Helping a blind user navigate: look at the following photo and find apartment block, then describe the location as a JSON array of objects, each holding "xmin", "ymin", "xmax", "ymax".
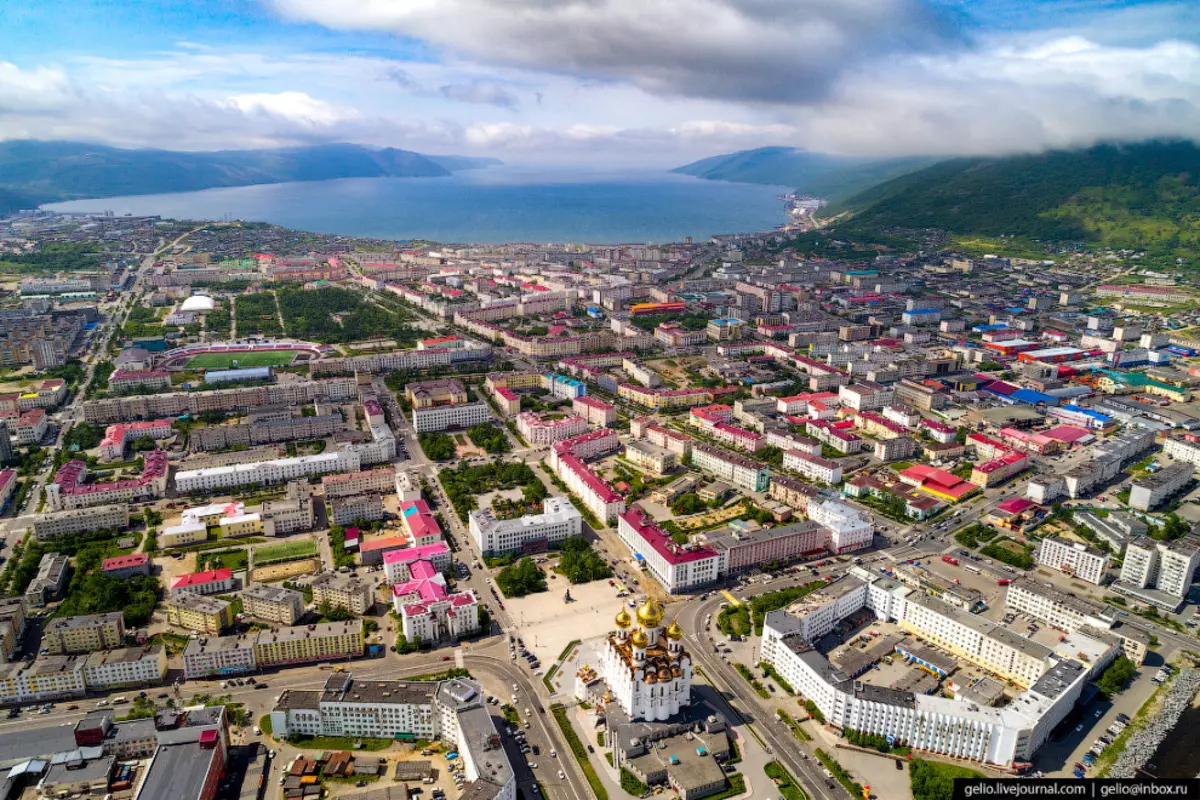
[
  {"xmin": 321, "ymin": 466, "xmax": 397, "ymax": 499},
  {"xmin": 166, "ymin": 593, "xmax": 233, "ymax": 634},
  {"xmin": 310, "ymin": 572, "xmax": 374, "ymax": 615},
  {"xmin": 1128, "ymin": 463, "xmax": 1193, "ymax": 511},
  {"xmin": 182, "ymin": 635, "xmax": 258, "ymax": 680},
  {"xmin": 43, "ymin": 612, "xmax": 126, "ymax": 655},
  {"xmin": 692, "ymin": 443, "xmax": 769, "ymax": 493},
  {"xmin": 242, "ymin": 584, "xmax": 305, "ymax": 626},
  {"xmin": 32, "ymin": 504, "xmax": 130, "ymax": 541},
  {"xmin": 253, "ymin": 620, "xmax": 364, "ymax": 669},
  {"xmin": 175, "ymin": 449, "xmax": 361, "ymax": 493},
  {"xmin": 1037, "ymin": 536, "xmax": 1109, "ymax": 585},
  {"xmin": 82, "ymin": 647, "xmax": 167, "ymax": 690},
  {"xmin": 1116, "ymin": 536, "xmax": 1200, "ymax": 609},
  {"xmin": 623, "ymin": 440, "xmax": 677, "ymax": 476},
  {"xmin": 517, "ymin": 412, "xmax": 589, "ymax": 445},
  {"xmin": 328, "ymin": 492, "xmax": 386, "ymax": 526},
  {"xmin": 782, "ymin": 449, "xmax": 842, "ymax": 484}
]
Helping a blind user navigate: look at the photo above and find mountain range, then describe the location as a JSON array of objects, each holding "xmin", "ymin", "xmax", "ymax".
[
  {"xmin": 671, "ymin": 146, "xmax": 939, "ymax": 201},
  {"xmin": 0, "ymin": 140, "xmax": 502, "ymax": 214},
  {"xmin": 824, "ymin": 140, "xmax": 1200, "ymax": 262}
]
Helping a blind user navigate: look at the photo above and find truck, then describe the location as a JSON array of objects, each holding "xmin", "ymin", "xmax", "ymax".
[{"xmin": 942, "ymin": 555, "xmax": 959, "ymax": 566}]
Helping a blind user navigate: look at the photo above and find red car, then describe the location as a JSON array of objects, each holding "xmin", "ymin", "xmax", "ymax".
[{"xmin": 441, "ymin": 655, "xmax": 452, "ymax": 661}]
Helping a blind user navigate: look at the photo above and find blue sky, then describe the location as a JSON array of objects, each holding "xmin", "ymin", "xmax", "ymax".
[{"xmin": 0, "ymin": 0, "xmax": 1197, "ymax": 164}]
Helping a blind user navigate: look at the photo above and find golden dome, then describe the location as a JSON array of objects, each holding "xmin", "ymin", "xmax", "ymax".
[
  {"xmin": 645, "ymin": 672, "xmax": 657, "ymax": 684},
  {"xmin": 636, "ymin": 598, "xmax": 664, "ymax": 627},
  {"xmin": 630, "ymin": 629, "xmax": 649, "ymax": 648},
  {"xmin": 615, "ymin": 607, "xmax": 633, "ymax": 628},
  {"xmin": 671, "ymin": 666, "xmax": 682, "ymax": 678},
  {"xmin": 665, "ymin": 619, "xmax": 685, "ymax": 640},
  {"xmin": 657, "ymin": 668, "xmax": 671, "ymax": 681}
]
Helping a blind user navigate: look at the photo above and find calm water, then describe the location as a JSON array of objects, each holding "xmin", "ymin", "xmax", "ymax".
[
  {"xmin": 44, "ymin": 165, "xmax": 789, "ymax": 244},
  {"xmin": 1145, "ymin": 703, "xmax": 1200, "ymax": 778}
]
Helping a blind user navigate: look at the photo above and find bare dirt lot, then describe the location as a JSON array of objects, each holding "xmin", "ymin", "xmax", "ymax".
[{"xmin": 251, "ymin": 557, "xmax": 321, "ymax": 583}]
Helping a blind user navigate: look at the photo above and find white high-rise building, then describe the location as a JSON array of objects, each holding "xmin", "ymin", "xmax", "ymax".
[{"xmin": 1037, "ymin": 537, "xmax": 1109, "ymax": 585}]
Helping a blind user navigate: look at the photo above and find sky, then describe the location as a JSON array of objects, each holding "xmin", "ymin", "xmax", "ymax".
[{"xmin": 1, "ymin": 0, "xmax": 1199, "ymax": 165}]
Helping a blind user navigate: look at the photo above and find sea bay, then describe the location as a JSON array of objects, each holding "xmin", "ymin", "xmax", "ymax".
[{"xmin": 44, "ymin": 165, "xmax": 789, "ymax": 244}]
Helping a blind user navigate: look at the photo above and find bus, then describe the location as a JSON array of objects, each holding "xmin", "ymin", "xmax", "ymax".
[{"xmin": 964, "ymin": 565, "xmax": 982, "ymax": 575}]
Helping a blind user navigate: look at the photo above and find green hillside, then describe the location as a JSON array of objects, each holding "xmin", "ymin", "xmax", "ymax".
[
  {"xmin": 672, "ymin": 147, "xmax": 937, "ymax": 201},
  {"xmin": 828, "ymin": 141, "xmax": 1200, "ymax": 264},
  {"xmin": 0, "ymin": 140, "xmax": 502, "ymax": 215}
]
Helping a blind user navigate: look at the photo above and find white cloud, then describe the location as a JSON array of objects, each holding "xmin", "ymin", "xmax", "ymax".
[{"xmin": 269, "ymin": 0, "xmax": 960, "ymax": 104}]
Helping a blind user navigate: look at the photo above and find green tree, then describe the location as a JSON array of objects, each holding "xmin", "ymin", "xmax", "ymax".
[{"xmin": 496, "ymin": 557, "xmax": 547, "ymax": 597}]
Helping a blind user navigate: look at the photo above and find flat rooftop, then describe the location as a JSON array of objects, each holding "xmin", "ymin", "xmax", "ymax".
[{"xmin": 138, "ymin": 741, "xmax": 220, "ymax": 800}]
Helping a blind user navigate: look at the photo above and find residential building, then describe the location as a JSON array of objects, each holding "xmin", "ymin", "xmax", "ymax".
[
  {"xmin": 573, "ymin": 395, "xmax": 616, "ymax": 427},
  {"xmin": 702, "ymin": 520, "xmax": 827, "ymax": 572},
  {"xmin": 1037, "ymin": 537, "xmax": 1109, "ymax": 585},
  {"xmin": 241, "ymin": 584, "xmax": 305, "ymax": 625},
  {"xmin": 268, "ymin": 675, "xmax": 515, "ymax": 800},
  {"xmin": 166, "ymin": 593, "xmax": 233, "ymax": 634},
  {"xmin": 98, "ymin": 418, "xmax": 174, "ymax": 461},
  {"xmin": 468, "ymin": 497, "xmax": 582, "ymax": 556},
  {"xmin": 706, "ymin": 318, "xmax": 744, "ymax": 342},
  {"xmin": 768, "ymin": 475, "xmax": 822, "ymax": 514},
  {"xmin": 838, "ymin": 382, "xmax": 894, "ymax": 412},
  {"xmin": 310, "ymin": 572, "xmax": 374, "ymax": 615},
  {"xmin": 692, "ymin": 443, "xmax": 769, "ymax": 493},
  {"xmin": 1128, "ymin": 463, "xmax": 1193, "ymax": 511},
  {"xmin": 174, "ymin": 450, "xmax": 361, "ymax": 493},
  {"xmin": 1116, "ymin": 536, "xmax": 1200, "ymax": 609},
  {"xmin": 32, "ymin": 504, "xmax": 130, "ymax": 541},
  {"xmin": 328, "ymin": 492, "xmax": 386, "ymax": 526},
  {"xmin": 82, "ymin": 647, "xmax": 167, "ymax": 690},
  {"xmin": 253, "ymin": 620, "xmax": 364, "ymax": 668},
  {"xmin": 550, "ymin": 449, "xmax": 626, "ymax": 524},
  {"xmin": 183, "ymin": 635, "xmax": 258, "ymax": 680},
  {"xmin": 517, "ymin": 412, "xmax": 589, "ymax": 445},
  {"xmin": 624, "ymin": 440, "xmax": 677, "ymax": 476},
  {"xmin": 782, "ymin": 449, "xmax": 842, "ymax": 484},
  {"xmin": 321, "ymin": 466, "xmax": 396, "ymax": 499},
  {"xmin": 874, "ymin": 436, "xmax": 918, "ymax": 462},
  {"xmin": 616, "ymin": 506, "xmax": 722, "ymax": 593},
  {"xmin": 43, "ymin": 613, "xmax": 126, "ymax": 655}
]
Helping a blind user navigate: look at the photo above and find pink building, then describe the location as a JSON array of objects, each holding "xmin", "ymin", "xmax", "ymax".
[
  {"xmin": 170, "ymin": 568, "xmax": 233, "ymax": 595},
  {"xmin": 383, "ymin": 541, "xmax": 453, "ymax": 583},
  {"xmin": 572, "ymin": 395, "xmax": 616, "ymax": 427},
  {"xmin": 517, "ymin": 412, "xmax": 589, "ymax": 445},
  {"xmin": 711, "ymin": 422, "xmax": 764, "ymax": 453}
]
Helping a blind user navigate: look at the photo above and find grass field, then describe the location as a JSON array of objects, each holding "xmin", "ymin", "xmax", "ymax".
[
  {"xmin": 253, "ymin": 540, "xmax": 318, "ymax": 566},
  {"xmin": 187, "ymin": 351, "xmax": 296, "ymax": 369},
  {"xmin": 196, "ymin": 549, "xmax": 249, "ymax": 572}
]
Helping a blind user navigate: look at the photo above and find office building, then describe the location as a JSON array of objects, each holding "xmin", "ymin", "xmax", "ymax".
[
  {"xmin": 469, "ymin": 497, "xmax": 582, "ymax": 556},
  {"xmin": 807, "ymin": 501, "xmax": 873, "ymax": 553},
  {"xmin": 616, "ymin": 506, "xmax": 721, "ymax": 594}
]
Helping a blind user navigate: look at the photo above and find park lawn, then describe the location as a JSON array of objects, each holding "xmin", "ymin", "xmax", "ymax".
[
  {"xmin": 187, "ymin": 350, "xmax": 296, "ymax": 369},
  {"xmin": 254, "ymin": 540, "xmax": 318, "ymax": 565}
]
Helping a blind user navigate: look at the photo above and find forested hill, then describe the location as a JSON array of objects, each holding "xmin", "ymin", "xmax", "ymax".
[
  {"xmin": 0, "ymin": 140, "xmax": 502, "ymax": 214},
  {"xmin": 827, "ymin": 141, "xmax": 1200, "ymax": 260},
  {"xmin": 671, "ymin": 146, "xmax": 938, "ymax": 201}
]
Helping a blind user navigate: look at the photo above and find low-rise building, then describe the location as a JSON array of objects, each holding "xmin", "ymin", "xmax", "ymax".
[
  {"xmin": 782, "ymin": 449, "xmax": 842, "ymax": 484},
  {"xmin": 692, "ymin": 443, "xmax": 769, "ymax": 493},
  {"xmin": 101, "ymin": 552, "xmax": 151, "ymax": 578},
  {"xmin": 169, "ymin": 568, "xmax": 234, "ymax": 596},
  {"xmin": 517, "ymin": 412, "xmax": 589, "ymax": 445},
  {"xmin": 321, "ymin": 466, "xmax": 396, "ymax": 499},
  {"xmin": 624, "ymin": 440, "xmax": 677, "ymax": 476},
  {"xmin": 160, "ymin": 521, "xmax": 208, "ymax": 549},
  {"xmin": 25, "ymin": 552, "xmax": 70, "ymax": 608}
]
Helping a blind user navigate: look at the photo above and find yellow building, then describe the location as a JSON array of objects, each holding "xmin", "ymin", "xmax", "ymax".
[
  {"xmin": 617, "ymin": 384, "xmax": 713, "ymax": 410},
  {"xmin": 43, "ymin": 612, "xmax": 125, "ymax": 654},
  {"xmin": 219, "ymin": 513, "xmax": 263, "ymax": 537},
  {"xmin": 253, "ymin": 620, "xmax": 364, "ymax": 668},
  {"xmin": 405, "ymin": 379, "xmax": 468, "ymax": 409},
  {"xmin": 166, "ymin": 593, "xmax": 232, "ymax": 634},
  {"xmin": 24, "ymin": 655, "xmax": 88, "ymax": 698},
  {"xmin": 161, "ymin": 521, "xmax": 208, "ymax": 548}
]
